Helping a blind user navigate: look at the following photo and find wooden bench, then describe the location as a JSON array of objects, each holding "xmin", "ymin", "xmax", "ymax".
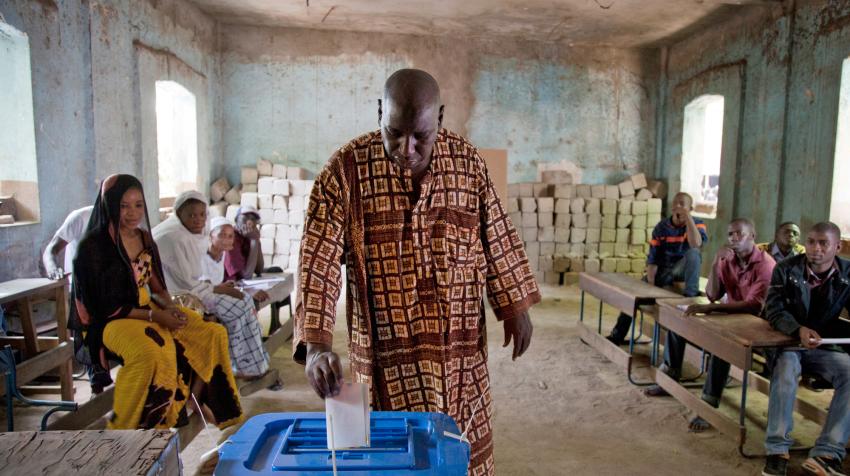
[
  {"xmin": 577, "ymin": 272, "xmax": 680, "ymax": 385},
  {"xmin": 651, "ymin": 297, "xmax": 800, "ymax": 456},
  {"xmin": 44, "ymin": 272, "xmax": 295, "ymax": 448}
]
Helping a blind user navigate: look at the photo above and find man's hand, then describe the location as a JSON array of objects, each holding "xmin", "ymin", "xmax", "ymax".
[
  {"xmin": 253, "ymin": 290, "xmax": 270, "ymax": 302},
  {"xmin": 684, "ymin": 303, "xmax": 717, "ymax": 316},
  {"xmin": 305, "ymin": 343, "xmax": 343, "ymax": 398},
  {"xmin": 153, "ymin": 308, "xmax": 188, "ymax": 330},
  {"xmin": 502, "ymin": 311, "xmax": 533, "ymax": 360},
  {"xmin": 46, "ymin": 265, "xmax": 64, "ymax": 281},
  {"xmin": 671, "ymin": 204, "xmax": 690, "ymax": 222},
  {"xmin": 800, "ymin": 326, "xmax": 822, "ymax": 349}
]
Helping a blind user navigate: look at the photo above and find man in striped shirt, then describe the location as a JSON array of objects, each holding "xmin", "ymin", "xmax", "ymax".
[{"xmin": 606, "ymin": 192, "xmax": 707, "ymax": 347}]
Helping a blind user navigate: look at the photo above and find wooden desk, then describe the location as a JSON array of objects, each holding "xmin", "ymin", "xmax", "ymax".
[
  {"xmin": 578, "ymin": 272, "xmax": 680, "ymax": 384},
  {"xmin": 0, "ymin": 278, "xmax": 73, "ymax": 400},
  {"xmin": 0, "ymin": 429, "xmax": 180, "ymax": 475},
  {"xmin": 654, "ymin": 298, "xmax": 797, "ymax": 455}
]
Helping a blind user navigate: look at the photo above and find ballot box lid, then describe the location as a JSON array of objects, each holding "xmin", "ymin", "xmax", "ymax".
[{"xmin": 215, "ymin": 411, "xmax": 470, "ymax": 476}]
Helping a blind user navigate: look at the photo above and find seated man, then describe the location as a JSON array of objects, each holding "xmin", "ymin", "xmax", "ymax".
[
  {"xmin": 674, "ymin": 218, "xmax": 775, "ymax": 430},
  {"xmin": 153, "ymin": 193, "xmax": 270, "ymax": 379},
  {"xmin": 224, "ymin": 206, "xmax": 264, "ymax": 282},
  {"xmin": 757, "ymin": 221, "xmax": 804, "ymax": 263},
  {"xmin": 606, "ymin": 192, "xmax": 708, "ymax": 345},
  {"xmin": 42, "ymin": 205, "xmax": 93, "ymax": 280},
  {"xmin": 761, "ymin": 222, "xmax": 850, "ymax": 476}
]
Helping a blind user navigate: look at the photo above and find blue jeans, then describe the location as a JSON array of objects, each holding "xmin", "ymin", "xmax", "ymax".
[
  {"xmin": 610, "ymin": 248, "xmax": 702, "ymax": 342},
  {"xmin": 765, "ymin": 349, "xmax": 850, "ymax": 459}
]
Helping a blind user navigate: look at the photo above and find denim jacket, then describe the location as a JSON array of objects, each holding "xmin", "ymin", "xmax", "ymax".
[{"xmin": 763, "ymin": 254, "xmax": 850, "ymax": 338}]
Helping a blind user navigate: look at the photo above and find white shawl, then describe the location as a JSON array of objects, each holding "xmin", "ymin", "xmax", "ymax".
[{"xmin": 152, "ymin": 192, "xmax": 214, "ymax": 307}]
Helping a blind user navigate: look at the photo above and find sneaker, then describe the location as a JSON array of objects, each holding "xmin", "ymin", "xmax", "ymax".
[
  {"xmin": 802, "ymin": 456, "xmax": 846, "ymax": 476},
  {"xmin": 762, "ymin": 454, "xmax": 789, "ymax": 476}
]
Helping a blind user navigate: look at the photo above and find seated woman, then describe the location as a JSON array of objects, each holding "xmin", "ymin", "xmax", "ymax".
[
  {"xmin": 72, "ymin": 174, "xmax": 242, "ymax": 430},
  {"xmin": 153, "ymin": 195, "xmax": 270, "ymax": 380}
]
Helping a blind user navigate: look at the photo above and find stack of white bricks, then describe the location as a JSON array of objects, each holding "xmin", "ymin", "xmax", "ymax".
[
  {"xmin": 507, "ymin": 172, "xmax": 664, "ymax": 285},
  {"xmin": 209, "ymin": 158, "xmax": 314, "ymax": 273}
]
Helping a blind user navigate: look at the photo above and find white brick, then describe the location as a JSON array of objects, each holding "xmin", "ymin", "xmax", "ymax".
[
  {"xmin": 599, "ymin": 243, "xmax": 615, "ymax": 258},
  {"xmin": 258, "ymin": 208, "xmax": 274, "ymax": 224},
  {"xmin": 618, "ymin": 199, "xmax": 632, "ymax": 215},
  {"xmin": 539, "ymin": 255, "xmax": 554, "ymax": 272},
  {"xmin": 632, "ymin": 214, "xmax": 648, "ymax": 230},
  {"xmin": 647, "ymin": 198, "xmax": 663, "ymax": 214},
  {"xmin": 586, "ymin": 228, "xmax": 601, "ymax": 244},
  {"xmin": 521, "ymin": 213, "xmax": 538, "ymax": 227},
  {"xmin": 568, "ymin": 244, "xmax": 585, "ymax": 259},
  {"xmin": 291, "ymin": 180, "xmax": 313, "ymax": 196},
  {"xmin": 585, "ymin": 259, "xmax": 601, "ymax": 273},
  {"xmin": 632, "ymin": 200, "xmax": 648, "ymax": 216},
  {"xmin": 258, "ymin": 177, "xmax": 276, "ymax": 195},
  {"xmin": 587, "ymin": 214, "xmax": 602, "ymax": 229},
  {"xmin": 602, "ymin": 214, "xmax": 616, "ymax": 229},
  {"xmin": 635, "ymin": 188, "xmax": 653, "ymax": 201},
  {"xmin": 541, "ymin": 170, "xmax": 572, "ymax": 184},
  {"xmin": 631, "ymin": 229, "xmax": 646, "ymax": 245},
  {"xmin": 617, "ymin": 214, "xmax": 633, "ymax": 228},
  {"xmin": 537, "ymin": 197, "xmax": 554, "ymax": 213},
  {"xmin": 602, "ymin": 199, "xmax": 618, "ymax": 216},
  {"xmin": 242, "ymin": 184, "xmax": 257, "ymax": 193},
  {"xmin": 525, "ymin": 242, "xmax": 540, "ymax": 258},
  {"xmin": 289, "ymin": 240, "xmax": 301, "ymax": 255},
  {"xmin": 605, "ymin": 185, "xmax": 620, "ymax": 200},
  {"xmin": 540, "ymin": 242, "xmax": 555, "ymax": 255},
  {"xmin": 258, "ymin": 193, "xmax": 274, "ymax": 209},
  {"xmin": 555, "ymin": 227, "xmax": 571, "ymax": 243},
  {"xmin": 272, "ymin": 253, "xmax": 289, "ymax": 268},
  {"xmin": 631, "ymin": 173, "xmax": 648, "ymax": 190},
  {"xmin": 555, "ymin": 243, "xmax": 572, "ymax": 256},
  {"xmin": 260, "ymin": 224, "xmax": 277, "ymax": 239},
  {"xmin": 287, "ymin": 167, "xmax": 308, "ymax": 180},
  {"xmin": 273, "ymin": 195, "xmax": 287, "ymax": 209},
  {"xmin": 240, "ymin": 192, "xmax": 258, "ymax": 209},
  {"xmin": 288, "ymin": 254, "xmax": 299, "ymax": 271},
  {"xmin": 273, "ymin": 208, "xmax": 289, "ymax": 224},
  {"xmin": 601, "ymin": 228, "xmax": 616, "ymax": 242},
  {"xmin": 570, "ymin": 198, "xmax": 585, "ymax": 214},
  {"xmin": 257, "ymin": 158, "xmax": 273, "ymax": 176},
  {"xmin": 288, "ymin": 195, "xmax": 305, "ymax": 212},
  {"xmin": 538, "ymin": 212, "xmax": 554, "ymax": 228},
  {"xmin": 555, "ymin": 214, "xmax": 571, "ymax": 228},
  {"xmin": 518, "ymin": 183, "xmax": 534, "ymax": 197},
  {"xmin": 554, "ymin": 185, "xmax": 575, "ymax": 199},
  {"xmin": 507, "ymin": 184, "xmax": 520, "ymax": 197},
  {"xmin": 523, "ymin": 227, "xmax": 538, "ymax": 242},
  {"xmin": 555, "ymin": 199, "xmax": 571, "ymax": 214},
  {"xmin": 533, "ymin": 183, "xmax": 552, "ymax": 197},
  {"xmin": 507, "ymin": 198, "xmax": 519, "ymax": 213},
  {"xmin": 616, "ymin": 228, "xmax": 630, "ymax": 243},
  {"xmin": 276, "ymin": 224, "xmax": 290, "ymax": 241},
  {"xmin": 585, "ymin": 198, "xmax": 601, "ymax": 215},
  {"xmin": 288, "ymin": 210, "xmax": 305, "ymax": 225},
  {"xmin": 576, "ymin": 184, "xmax": 592, "ymax": 198},
  {"xmin": 272, "ymin": 164, "xmax": 288, "ymax": 178},
  {"xmin": 572, "ymin": 213, "xmax": 588, "ymax": 228},
  {"xmin": 618, "ymin": 180, "xmax": 635, "ymax": 197},
  {"xmin": 570, "ymin": 228, "xmax": 586, "ymax": 243},
  {"xmin": 554, "ymin": 256, "xmax": 570, "ymax": 272},
  {"xmin": 260, "ymin": 238, "xmax": 274, "ymax": 253},
  {"xmin": 241, "ymin": 167, "xmax": 259, "ymax": 184},
  {"xmin": 601, "ymin": 258, "xmax": 617, "ymax": 273},
  {"xmin": 226, "ymin": 205, "xmax": 239, "ymax": 221},
  {"xmin": 520, "ymin": 198, "xmax": 537, "ymax": 212},
  {"xmin": 538, "ymin": 227, "xmax": 555, "ymax": 242},
  {"xmin": 273, "ymin": 179, "xmax": 290, "ymax": 196}
]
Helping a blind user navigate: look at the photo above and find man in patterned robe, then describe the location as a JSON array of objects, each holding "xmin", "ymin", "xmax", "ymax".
[{"xmin": 293, "ymin": 69, "xmax": 540, "ymax": 476}]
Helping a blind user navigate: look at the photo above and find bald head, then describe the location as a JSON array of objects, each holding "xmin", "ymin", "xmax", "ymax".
[
  {"xmin": 383, "ymin": 69, "xmax": 441, "ymax": 110},
  {"xmin": 379, "ymin": 69, "xmax": 445, "ymax": 181}
]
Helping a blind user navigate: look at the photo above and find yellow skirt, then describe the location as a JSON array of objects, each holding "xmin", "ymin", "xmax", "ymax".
[{"xmin": 103, "ymin": 287, "xmax": 243, "ymax": 429}]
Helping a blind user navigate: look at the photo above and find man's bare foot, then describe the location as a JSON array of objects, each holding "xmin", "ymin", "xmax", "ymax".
[{"xmin": 688, "ymin": 416, "xmax": 711, "ymax": 432}]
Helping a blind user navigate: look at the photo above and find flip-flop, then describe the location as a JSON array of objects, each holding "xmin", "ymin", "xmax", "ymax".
[
  {"xmin": 688, "ymin": 416, "xmax": 711, "ymax": 432},
  {"xmin": 644, "ymin": 385, "xmax": 669, "ymax": 397}
]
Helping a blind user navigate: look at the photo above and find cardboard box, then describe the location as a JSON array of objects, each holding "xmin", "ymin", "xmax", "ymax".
[
  {"xmin": 585, "ymin": 243, "xmax": 599, "ymax": 259},
  {"xmin": 647, "ymin": 179, "xmax": 667, "ymax": 199},
  {"xmin": 556, "ymin": 243, "xmax": 572, "ymax": 256},
  {"xmin": 542, "ymin": 170, "xmax": 572, "ymax": 184},
  {"xmin": 571, "ymin": 259, "xmax": 585, "ymax": 272},
  {"xmin": 540, "ymin": 242, "xmax": 555, "ymax": 255},
  {"xmin": 569, "ymin": 244, "xmax": 585, "ymax": 258},
  {"xmin": 540, "ymin": 255, "xmax": 554, "ymax": 272},
  {"xmin": 519, "ymin": 183, "xmax": 534, "ymax": 197},
  {"xmin": 507, "ymin": 198, "xmax": 520, "ymax": 213},
  {"xmin": 287, "ymin": 167, "xmax": 308, "ymax": 180},
  {"xmin": 631, "ymin": 259, "xmax": 646, "ymax": 273}
]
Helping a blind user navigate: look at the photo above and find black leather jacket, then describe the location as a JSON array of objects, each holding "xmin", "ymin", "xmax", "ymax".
[{"xmin": 763, "ymin": 254, "xmax": 850, "ymax": 338}]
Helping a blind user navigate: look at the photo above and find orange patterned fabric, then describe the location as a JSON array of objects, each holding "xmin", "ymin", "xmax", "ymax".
[{"xmin": 294, "ymin": 129, "xmax": 541, "ymax": 475}]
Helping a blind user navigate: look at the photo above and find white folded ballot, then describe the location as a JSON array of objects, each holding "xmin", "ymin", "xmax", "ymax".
[
  {"xmin": 326, "ymin": 381, "xmax": 370, "ymax": 450},
  {"xmin": 813, "ymin": 338, "xmax": 850, "ymax": 345}
]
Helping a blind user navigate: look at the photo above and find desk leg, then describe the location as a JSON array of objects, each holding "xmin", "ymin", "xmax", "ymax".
[
  {"xmin": 18, "ymin": 297, "xmax": 39, "ymax": 356},
  {"xmin": 597, "ymin": 300, "xmax": 603, "ymax": 334},
  {"xmin": 651, "ymin": 322, "xmax": 660, "ymax": 367},
  {"xmin": 579, "ymin": 291, "xmax": 585, "ymax": 323},
  {"xmin": 626, "ymin": 305, "xmax": 652, "ymax": 386},
  {"xmin": 738, "ymin": 353, "xmax": 752, "ymax": 457},
  {"xmin": 54, "ymin": 286, "xmax": 73, "ymax": 401}
]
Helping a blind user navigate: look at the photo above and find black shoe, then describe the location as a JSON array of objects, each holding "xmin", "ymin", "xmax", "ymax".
[
  {"xmin": 644, "ymin": 384, "xmax": 669, "ymax": 397},
  {"xmin": 605, "ymin": 334, "xmax": 625, "ymax": 346},
  {"xmin": 802, "ymin": 456, "xmax": 846, "ymax": 476},
  {"xmin": 763, "ymin": 454, "xmax": 789, "ymax": 476}
]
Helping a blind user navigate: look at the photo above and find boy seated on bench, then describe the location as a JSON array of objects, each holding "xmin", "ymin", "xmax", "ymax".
[
  {"xmin": 656, "ymin": 218, "xmax": 775, "ymax": 429},
  {"xmin": 761, "ymin": 222, "xmax": 850, "ymax": 476},
  {"xmin": 606, "ymin": 192, "xmax": 707, "ymax": 345}
]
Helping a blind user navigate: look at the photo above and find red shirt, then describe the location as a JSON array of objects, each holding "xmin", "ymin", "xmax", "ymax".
[
  {"xmin": 709, "ymin": 247, "xmax": 776, "ymax": 309},
  {"xmin": 223, "ymin": 232, "xmax": 251, "ymax": 281}
]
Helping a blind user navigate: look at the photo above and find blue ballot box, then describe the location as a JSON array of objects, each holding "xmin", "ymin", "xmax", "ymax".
[{"xmin": 215, "ymin": 411, "xmax": 470, "ymax": 475}]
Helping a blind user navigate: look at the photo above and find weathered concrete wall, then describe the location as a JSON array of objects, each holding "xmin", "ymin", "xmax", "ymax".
[
  {"xmin": 657, "ymin": 0, "xmax": 850, "ymax": 268},
  {"xmin": 0, "ymin": 0, "xmax": 218, "ymax": 281},
  {"xmin": 219, "ymin": 26, "xmax": 657, "ymax": 185}
]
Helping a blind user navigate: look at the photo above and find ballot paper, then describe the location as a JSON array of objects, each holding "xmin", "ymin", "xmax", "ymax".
[
  {"xmin": 326, "ymin": 382, "xmax": 370, "ymax": 449},
  {"xmin": 814, "ymin": 338, "xmax": 850, "ymax": 345},
  {"xmin": 240, "ymin": 276, "xmax": 289, "ymax": 290}
]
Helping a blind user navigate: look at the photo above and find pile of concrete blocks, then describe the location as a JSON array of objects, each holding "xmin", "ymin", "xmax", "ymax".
[
  {"xmin": 209, "ymin": 157, "xmax": 314, "ymax": 272},
  {"xmin": 507, "ymin": 172, "xmax": 665, "ymax": 286}
]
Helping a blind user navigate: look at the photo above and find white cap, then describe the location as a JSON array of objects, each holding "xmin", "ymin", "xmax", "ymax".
[
  {"xmin": 237, "ymin": 205, "xmax": 259, "ymax": 218},
  {"xmin": 210, "ymin": 216, "xmax": 235, "ymax": 233}
]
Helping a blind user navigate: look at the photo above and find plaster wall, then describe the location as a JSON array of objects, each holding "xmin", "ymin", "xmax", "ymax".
[
  {"xmin": 0, "ymin": 0, "xmax": 218, "ymax": 280},
  {"xmin": 218, "ymin": 26, "xmax": 658, "ymax": 186}
]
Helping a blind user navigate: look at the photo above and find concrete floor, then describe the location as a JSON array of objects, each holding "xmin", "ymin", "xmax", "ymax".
[{"xmin": 4, "ymin": 283, "xmax": 844, "ymax": 475}]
